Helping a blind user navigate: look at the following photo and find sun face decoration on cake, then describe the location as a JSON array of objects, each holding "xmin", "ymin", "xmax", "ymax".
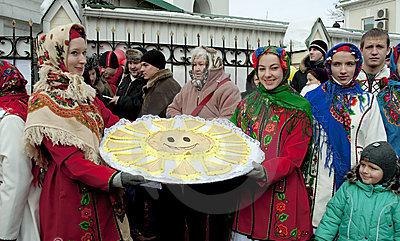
[
  {"xmin": 100, "ymin": 115, "xmax": 264, "ymax": 184},
  {"xmin": 148, "ymin": 130, "xmax": 213, "ymax": 154}
]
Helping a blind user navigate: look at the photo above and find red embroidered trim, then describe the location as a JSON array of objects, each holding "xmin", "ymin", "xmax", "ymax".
[{"xmin": 29, "ymin": 93, "xmax": 104, "ymax": 140}]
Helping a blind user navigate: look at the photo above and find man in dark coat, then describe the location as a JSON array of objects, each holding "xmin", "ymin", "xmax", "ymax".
[
  {"xmin": 109, "ymin": 47, "xmax": 147, "ymax": 121},
  {"xmin": 291, "ymin": 39, "xmax": 328, "ymax": 93},
  {"xmin": 139, "ymin": 49, "xmax": 181, "ymax": 117}
]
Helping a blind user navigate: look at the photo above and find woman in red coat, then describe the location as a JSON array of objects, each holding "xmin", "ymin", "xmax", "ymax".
[
  {"xmin": 24, "ymin": 23, "xmax": 144, "ymax": 241},
  {"xmin": 230, "ymin": 46, "xmax": 313, "ymax": 241}
]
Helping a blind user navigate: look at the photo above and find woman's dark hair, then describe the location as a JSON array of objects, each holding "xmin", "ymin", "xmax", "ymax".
[
  {"xmin": 246, "ymin": 69, "xmax": 257, "ymax": 92},
  {"xmin": 83, "ymin": 67, "xmax": 100, "ymax": 86},
  {"xmin": 83, "ymin": 54, "xmax": 100, "ymax": 86}
]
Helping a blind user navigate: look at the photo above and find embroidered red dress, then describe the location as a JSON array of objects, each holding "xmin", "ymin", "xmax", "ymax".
[
  {"xmin": 231, "ymin": 85, "xmax": 313, "ymax": 241},
  {"xmin": 35, "ymin": 98, "xmax": 121, "ymax": 241},
  {"xmin": 24, "ymin": 24, "xmax": 130, "ymax": 241}
]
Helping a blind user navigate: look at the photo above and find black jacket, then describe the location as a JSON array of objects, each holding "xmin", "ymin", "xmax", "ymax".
[
  {"xmin": 113, "ymin": 74, "xmax": 146, "ymax": 121},
  {"xmin": 290, "ymin": 55, "xmax": 325, "ymax": 93}
]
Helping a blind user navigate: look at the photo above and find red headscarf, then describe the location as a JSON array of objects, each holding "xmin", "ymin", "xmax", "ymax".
[{"xmin": 0, "ymin": 60, "xmax": 29, "ymax": 121}]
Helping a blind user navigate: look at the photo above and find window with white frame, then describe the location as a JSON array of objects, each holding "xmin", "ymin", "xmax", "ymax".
[{"xmin": 362, "ymin": 17, "xmax": 374, "ymax": 31}]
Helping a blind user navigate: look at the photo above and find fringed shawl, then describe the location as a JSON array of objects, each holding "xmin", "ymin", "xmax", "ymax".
[
  {"xmin": 305, "ymin": 43, "xmax": 368, "ymax": 188},
  {"xmin": 24, "ymin": 23, "xmax": 104, "ymax": 169}
]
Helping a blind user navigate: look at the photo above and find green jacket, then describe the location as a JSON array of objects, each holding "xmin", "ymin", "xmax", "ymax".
[{"xmin": 315, "ymin": 181, "xmax": 400, "ymax": 241}]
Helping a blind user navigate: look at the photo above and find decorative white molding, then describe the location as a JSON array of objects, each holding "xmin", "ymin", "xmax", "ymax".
[{"xmin": 83, "ymin": 7, "xmax": 288, "ymax": 33}]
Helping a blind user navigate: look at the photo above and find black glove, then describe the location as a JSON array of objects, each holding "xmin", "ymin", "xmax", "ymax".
[{"xmin": 112, "ymin": 172, "xmax": 145, "ymax": 188}]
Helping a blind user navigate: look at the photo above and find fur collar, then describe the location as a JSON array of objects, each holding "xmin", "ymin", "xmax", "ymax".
[{"xmin": 145, "ymin": 69, "xmax": 173, "ymax": 89}]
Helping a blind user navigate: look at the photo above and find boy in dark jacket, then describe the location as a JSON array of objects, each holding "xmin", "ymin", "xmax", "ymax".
[
  {"xmin": 109, "ymin": 48, "xmax": 146, "ymax": 121},
  {"xmin": 291, "ymin": 39, "xmax": 328, "ymax": 93}
]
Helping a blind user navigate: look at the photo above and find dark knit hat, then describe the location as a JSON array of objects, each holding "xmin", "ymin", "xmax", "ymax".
[
  {"xmin": 309, "ymin": 39, "xmax": 328, "ymax": 56},
  {"xmin": 126, "ymin": 47, "xmax": 146, "ymax": 62},
  {"xmin": 360, "ymin": 141, "xmax": 399, "ymax": 183},
  {"xmin": 99, "ymin": 51, "xmax": 119, "ymax": 69},
  {"xmin": 140, "ymin": 49, "xmax": 166, "ymax": 70}
]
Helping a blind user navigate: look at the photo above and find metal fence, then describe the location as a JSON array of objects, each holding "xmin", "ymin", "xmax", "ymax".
[
  {"xmin": 0, "ymin": 20, "xmax": 37, "ymax": 91},
  {"xmin": 1, "ymin": 21, "xmax": 290, "ymax": 89}
]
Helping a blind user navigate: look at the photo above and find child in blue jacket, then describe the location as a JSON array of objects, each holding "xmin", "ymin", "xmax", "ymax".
[{"xmin": 315, "ymin": 141, "xmax": 400, "ymax": 241}]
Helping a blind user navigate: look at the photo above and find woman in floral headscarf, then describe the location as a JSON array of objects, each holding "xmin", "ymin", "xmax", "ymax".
[
  {"xmin": 304, "ymin": 43, "xmax": 387, "ymax": 228},
  {"xmin": 377, "ymin": 43, "xmax": 400, "ymax": 156},
  {"xmin": 0, "ymin": 60, "xmax": 40, "ymax": 241},
  {"xmin": 23, "ymin": 23, "xmax": 144, "ymax": 241},
  {"xmin": 231, "ymin": 46, "xmax": 313, "ymax": 241}
]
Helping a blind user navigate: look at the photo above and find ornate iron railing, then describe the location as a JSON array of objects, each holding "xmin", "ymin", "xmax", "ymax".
[
  {"xmin": 0, "ymin": 20, "xmax": 37, "ymax": 90},
  {"xmin": 87, "ymin": 28, "xmax": 288, "ymax": 84},
  {"xmin": 1, "ymin": 20, "xmax": 291, "ymax": 87}
]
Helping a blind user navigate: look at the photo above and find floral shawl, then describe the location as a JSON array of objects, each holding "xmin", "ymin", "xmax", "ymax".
[
  {"xmin": 24, "ymin": 23, "xmax": 104, "ymax": 169},
  {"xmin": 305, "ymin": 43, "xmax": 368, "ymax": 188},
  {"xmin": 0, "ymin": 60, "xmax": 29, "ymax": 121}
]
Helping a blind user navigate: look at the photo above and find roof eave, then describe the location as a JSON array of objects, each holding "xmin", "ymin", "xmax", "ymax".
[
  {"xmin": 83, "ymin": 7, "xmax": 288, "ymax": 32},
  {"xmin": 144, "ymin": 0, "xmax": 184, "ymax": 13}
]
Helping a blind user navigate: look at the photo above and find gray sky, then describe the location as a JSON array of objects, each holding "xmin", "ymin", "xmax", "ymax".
[{"xmin": 229, "ymin": 0, "xmax": 339, "ymax": 26}]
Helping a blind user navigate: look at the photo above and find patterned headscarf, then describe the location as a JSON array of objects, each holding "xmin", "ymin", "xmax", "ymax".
[
  {"xmin": 24, "ymin": 23, "xmax": 104, "ymax": 169},
  {"xmin": 0, "ymin": 60, "xmax": 29, "ymax": 120},
  {"xmin": 189, "ymin": 46, "xmax": 224, "ymax": 90},
  {"xmin": 305, "ymin": 43, "xmax": 368, "ymax": 189},
  {"xmin": 251, "ymin": 46, "xmax": 291, "ymax": 81},
  {"xmin": 324, "ymin": 42, "xmax": 363, "ymax": 83},
  {"xmin": 35, "ymin": 23, "xmax": 92, "ymax": 98}
]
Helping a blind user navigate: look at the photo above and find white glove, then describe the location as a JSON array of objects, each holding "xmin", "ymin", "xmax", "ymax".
[
  {"xmin": 247, "ymin": 162, "xmax": 267, "ymax": 181},
  {"xmin": 112, "ymin": 172, "xmax": 146, "ymax": 188}
]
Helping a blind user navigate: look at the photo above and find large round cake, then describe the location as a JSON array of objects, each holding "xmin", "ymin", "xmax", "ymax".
[{"xmin": 100, "ymin": 115, "xmax": 264, "ymax": 184}]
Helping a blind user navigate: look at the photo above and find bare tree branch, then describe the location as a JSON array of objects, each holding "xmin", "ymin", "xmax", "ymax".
[{"xmin": 328, "ymin": 1, "xmax": 344, "ymax": 21}]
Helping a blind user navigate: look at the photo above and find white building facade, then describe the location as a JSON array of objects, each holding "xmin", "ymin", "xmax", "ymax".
[{"xmin": 337, "ymin": 0, "xmax": 400, "ymax": 33}]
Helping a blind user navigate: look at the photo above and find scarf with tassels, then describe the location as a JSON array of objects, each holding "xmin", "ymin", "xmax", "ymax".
[
  {"xmin": 305, "ymin": 42, "xmax": 368, "ymax": 189},
  {"xmin": 24, "ymin": 23, "xmax": 104, "ymax": 169}
]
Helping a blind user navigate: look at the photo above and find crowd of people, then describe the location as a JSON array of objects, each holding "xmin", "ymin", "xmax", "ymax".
[{"xmin": 0, "ymin": 23, "xmax": 399, "ymax": 241}]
